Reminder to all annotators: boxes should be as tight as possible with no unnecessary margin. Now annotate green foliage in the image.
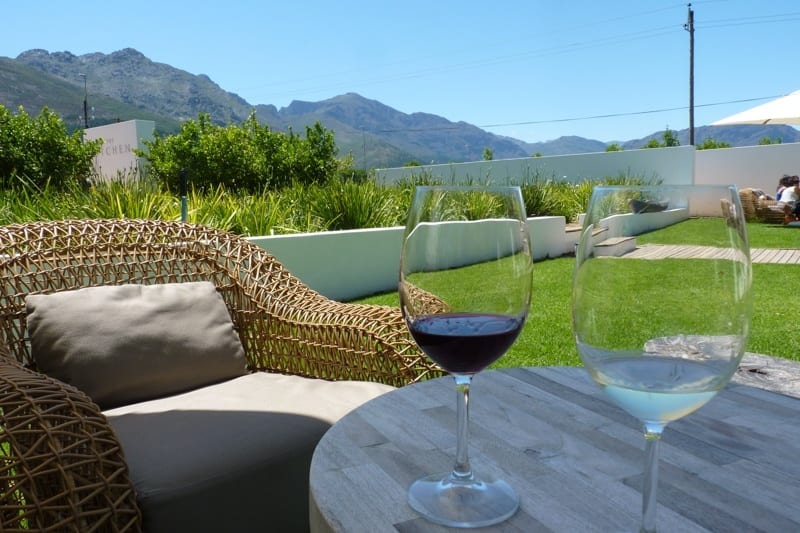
[140,113,348,193]
[662,127,680,147]
[605,143,624,152]
[759,136,782,145]
[520,180,567,218]
[482,147,494,161]
[0,105,101,190]
[642,127,680,149]
[519,173,651,222]
[696,137,731,150]
[303,177,404,230]
[644,138,661,148]
[80,179,177,219]
[0,171,654,233]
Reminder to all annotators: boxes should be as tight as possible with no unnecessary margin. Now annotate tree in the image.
[605,143,624,152]
[759,137,782,145]
[644,138,662,149]
[140,113,348,193]
[642,128,680,149]
[696,138,731,150]
[0,105,101,190]
[482,147,494,161]
[662,128,680,147]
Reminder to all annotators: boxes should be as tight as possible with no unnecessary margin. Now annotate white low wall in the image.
[376,145,695,186]
[375,142,800,196]
[695,142,800,194]
[598,209,689,240]
[247,216,569,301]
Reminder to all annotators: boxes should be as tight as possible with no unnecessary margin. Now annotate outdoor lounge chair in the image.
[738,187,787,223]
[0,218,442,532]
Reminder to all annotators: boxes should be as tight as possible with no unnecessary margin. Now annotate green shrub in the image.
[0,105,101,190]
[140,113,350,193]
[304,177,402,231]
[0,171,655,234]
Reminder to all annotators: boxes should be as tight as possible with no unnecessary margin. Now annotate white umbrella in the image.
[712,90,800,126]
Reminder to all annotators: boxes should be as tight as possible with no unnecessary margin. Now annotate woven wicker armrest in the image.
[0,347,141,532]
[237,256,444,387]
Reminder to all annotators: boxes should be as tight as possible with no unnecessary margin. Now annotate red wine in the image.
[408,313,523,375]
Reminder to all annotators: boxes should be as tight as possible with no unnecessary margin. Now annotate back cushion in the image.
[26,282,248,409]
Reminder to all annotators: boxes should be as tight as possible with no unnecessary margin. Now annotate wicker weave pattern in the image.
[0,353,141,532]
[0,218,443,532]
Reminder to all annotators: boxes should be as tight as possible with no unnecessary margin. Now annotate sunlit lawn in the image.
[353,219,800,366]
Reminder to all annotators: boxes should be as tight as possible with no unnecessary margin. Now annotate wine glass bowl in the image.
[572,184,752,532]
[399,185,533,528]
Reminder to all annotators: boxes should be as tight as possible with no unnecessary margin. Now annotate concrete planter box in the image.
[247,216,569,301]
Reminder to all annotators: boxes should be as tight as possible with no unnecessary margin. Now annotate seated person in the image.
[776,174,795,200]
[778,176,800,223]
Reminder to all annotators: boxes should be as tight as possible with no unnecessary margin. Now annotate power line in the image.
[243,8,800,104]
[699,12,800,28]
[375,95,783,134]
[246,25,681,103]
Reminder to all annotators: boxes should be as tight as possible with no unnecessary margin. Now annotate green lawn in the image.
[352,220,800,366]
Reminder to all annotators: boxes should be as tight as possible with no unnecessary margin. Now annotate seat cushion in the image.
[104,372,394,533]
[26,282,247,408]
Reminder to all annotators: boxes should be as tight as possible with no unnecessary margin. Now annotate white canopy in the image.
[712,90,800,126]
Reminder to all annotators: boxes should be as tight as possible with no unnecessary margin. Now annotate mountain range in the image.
[2,48,798,169]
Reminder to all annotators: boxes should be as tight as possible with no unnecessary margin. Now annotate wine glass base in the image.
[407,472,519,528]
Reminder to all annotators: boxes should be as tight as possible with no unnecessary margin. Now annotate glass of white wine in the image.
[572,184,752,532]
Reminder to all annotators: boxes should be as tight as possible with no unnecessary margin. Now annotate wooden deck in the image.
[621,244,800,264]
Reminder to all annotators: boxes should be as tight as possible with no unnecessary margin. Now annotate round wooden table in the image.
[309,366,800,532]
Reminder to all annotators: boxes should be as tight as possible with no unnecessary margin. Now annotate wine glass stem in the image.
[452,375,473,481]
[641,424,664,533]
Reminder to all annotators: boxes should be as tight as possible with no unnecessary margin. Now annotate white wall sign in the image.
[83,120,155,181]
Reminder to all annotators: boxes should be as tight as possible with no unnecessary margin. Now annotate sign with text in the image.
[84,120,155,181]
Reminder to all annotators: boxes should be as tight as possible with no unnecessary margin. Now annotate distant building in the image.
[84,120,155,181]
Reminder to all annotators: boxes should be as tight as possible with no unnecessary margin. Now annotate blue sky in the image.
[4,1,799,143]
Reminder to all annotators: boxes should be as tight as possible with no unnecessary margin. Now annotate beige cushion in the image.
[26,282,247,409]
[105,372,394,533]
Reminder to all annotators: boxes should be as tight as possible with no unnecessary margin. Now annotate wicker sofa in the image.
[0,219,441,532]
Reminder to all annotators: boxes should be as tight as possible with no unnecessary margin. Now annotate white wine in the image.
[589,356,726,424]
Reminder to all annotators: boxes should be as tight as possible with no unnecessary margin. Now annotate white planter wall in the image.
[599,209,689,240]
[248,216,568,301]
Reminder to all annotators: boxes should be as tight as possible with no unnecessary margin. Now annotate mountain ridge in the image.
[2,48,798,168]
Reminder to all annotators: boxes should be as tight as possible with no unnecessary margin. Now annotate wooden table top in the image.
[309,366,800,532]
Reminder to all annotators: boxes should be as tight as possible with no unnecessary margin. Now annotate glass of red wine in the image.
[399,185,533,528]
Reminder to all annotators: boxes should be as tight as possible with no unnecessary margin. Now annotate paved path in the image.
[622,244,800,264]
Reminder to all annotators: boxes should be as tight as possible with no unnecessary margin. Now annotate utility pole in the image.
[684,3,695,146]
[79,73,89,129]
[362,128,367,173]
